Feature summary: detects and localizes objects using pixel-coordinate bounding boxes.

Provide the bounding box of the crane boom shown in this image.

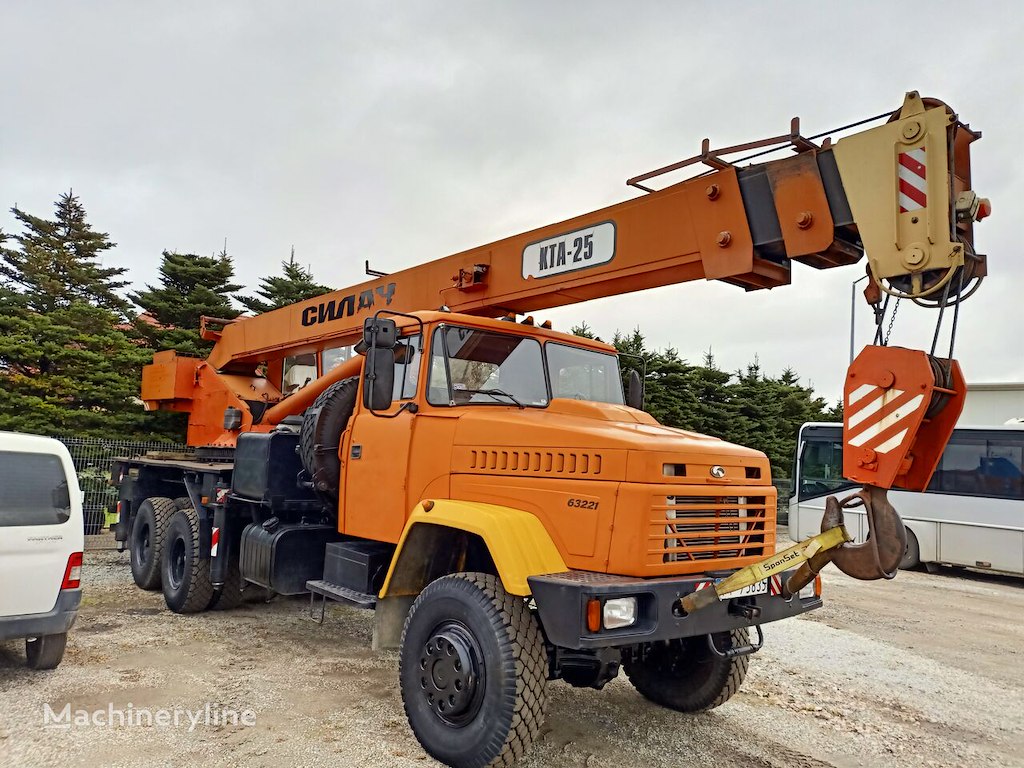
[198,91,981,371]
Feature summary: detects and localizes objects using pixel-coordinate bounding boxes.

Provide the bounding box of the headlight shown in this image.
[603,597,637,629]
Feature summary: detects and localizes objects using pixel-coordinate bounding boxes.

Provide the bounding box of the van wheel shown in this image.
[162,508,214,613]
[399,573,547,768]
[26,632,67,670]
[130,497,176,590]
[900,529,921,570]
[624,629,750,712]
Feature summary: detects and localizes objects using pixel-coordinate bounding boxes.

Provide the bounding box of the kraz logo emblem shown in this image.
[710,465,726,478]
[300,283,397,327]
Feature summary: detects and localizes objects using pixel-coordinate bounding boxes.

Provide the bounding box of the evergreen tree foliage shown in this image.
[0,301,156,437]
[236,250,331,314]
[0,192,130,316]
[0,194,182,439]
[130,250,242,358]
[610,331,838,478]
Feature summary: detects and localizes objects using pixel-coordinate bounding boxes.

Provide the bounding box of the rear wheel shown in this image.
[162,508,214,613]
[624,628,750,712]
[129,497,176,590]
[26,632,67,670]
[399,573,547,768]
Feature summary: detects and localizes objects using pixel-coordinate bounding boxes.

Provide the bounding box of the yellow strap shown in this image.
[711,525,852,599]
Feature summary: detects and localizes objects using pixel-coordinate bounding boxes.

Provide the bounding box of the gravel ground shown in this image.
[1,535,1022,768]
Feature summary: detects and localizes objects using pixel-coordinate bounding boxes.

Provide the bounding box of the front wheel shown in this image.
[399,573,547,768]
[624,628,750,712]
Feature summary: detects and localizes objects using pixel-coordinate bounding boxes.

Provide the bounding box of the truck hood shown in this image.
[449,399,769,484]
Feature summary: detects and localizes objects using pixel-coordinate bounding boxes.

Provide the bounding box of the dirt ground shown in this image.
[1,534,1022,768]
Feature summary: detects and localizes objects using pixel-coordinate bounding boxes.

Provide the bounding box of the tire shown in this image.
[300,377,358,508]
[162,508,215,614]
[900,528,921,570]
[129,497,176,590]
[26,632,67,670]
[624,628,750,712]
[174,496,193,511]
[399,573,547,768]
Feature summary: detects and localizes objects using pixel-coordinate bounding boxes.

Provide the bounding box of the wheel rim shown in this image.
[139,523,151,563]
[168,536,186,590]
[417,622,484,727]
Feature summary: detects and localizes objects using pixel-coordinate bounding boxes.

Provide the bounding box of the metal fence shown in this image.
[57,437,190,535]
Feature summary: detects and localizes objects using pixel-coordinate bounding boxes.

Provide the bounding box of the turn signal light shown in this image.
[586,598,601,632]
[62,552,83,590]
[976,197,992,221]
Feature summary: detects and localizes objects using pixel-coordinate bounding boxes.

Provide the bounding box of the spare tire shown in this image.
[300,377,359,509]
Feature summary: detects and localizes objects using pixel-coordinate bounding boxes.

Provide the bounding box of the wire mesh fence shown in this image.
[56,437,191,535]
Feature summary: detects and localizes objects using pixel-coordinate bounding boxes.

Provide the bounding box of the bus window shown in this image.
[931,435,1024,500]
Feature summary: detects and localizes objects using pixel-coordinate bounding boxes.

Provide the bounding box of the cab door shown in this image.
[339,334,422,543]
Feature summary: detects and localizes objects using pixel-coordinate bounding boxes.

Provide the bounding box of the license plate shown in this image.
[719,578,768,600]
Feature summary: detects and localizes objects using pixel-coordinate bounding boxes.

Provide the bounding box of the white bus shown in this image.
[788,422,1024,577]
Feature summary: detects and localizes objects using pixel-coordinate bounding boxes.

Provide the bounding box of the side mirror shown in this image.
[627,369,644,410]
[362,317,397,349]
[364,347,395,410]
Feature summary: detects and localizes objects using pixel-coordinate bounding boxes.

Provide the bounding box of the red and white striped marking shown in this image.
[769,574,783,596]
[898,147,927,212]
[211,526,220,557]
[846,383,925,456]
[693,581,714,592]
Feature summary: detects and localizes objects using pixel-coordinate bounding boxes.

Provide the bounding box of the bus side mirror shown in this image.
[364,346,395,410]
[627,369,644,410]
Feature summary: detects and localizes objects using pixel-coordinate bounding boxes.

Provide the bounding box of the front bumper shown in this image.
[0,589,82,641]
[528,570,819,650]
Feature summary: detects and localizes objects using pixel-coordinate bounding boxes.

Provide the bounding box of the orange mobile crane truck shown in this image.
[110,92,989,767]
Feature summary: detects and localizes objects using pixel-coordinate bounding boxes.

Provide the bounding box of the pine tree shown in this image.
[0,192,130,316]
[236,250,331,314]
[0,195,180,439]
[130,250,242,357]
[0,302,157,437]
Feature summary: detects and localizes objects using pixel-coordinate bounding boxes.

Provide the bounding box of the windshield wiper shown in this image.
[460,388,526,409]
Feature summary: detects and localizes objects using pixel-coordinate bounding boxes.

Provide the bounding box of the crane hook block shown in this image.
[843,345,965,491]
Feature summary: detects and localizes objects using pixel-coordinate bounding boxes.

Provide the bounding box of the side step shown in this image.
[307,579,377,624]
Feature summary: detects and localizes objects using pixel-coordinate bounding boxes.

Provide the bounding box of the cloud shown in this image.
[2,0,1021,404]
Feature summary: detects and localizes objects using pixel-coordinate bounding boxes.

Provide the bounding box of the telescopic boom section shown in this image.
[201,92,982,372]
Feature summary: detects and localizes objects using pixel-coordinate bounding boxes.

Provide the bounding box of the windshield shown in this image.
[427,326,549,407]
[546,343,624,405]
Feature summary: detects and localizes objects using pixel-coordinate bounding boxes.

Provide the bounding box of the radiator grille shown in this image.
[468,449,602,476]
[657,495,768,564]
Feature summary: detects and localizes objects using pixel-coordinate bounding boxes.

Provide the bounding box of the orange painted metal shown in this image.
[763,152,847,267]
[842,346,965,491]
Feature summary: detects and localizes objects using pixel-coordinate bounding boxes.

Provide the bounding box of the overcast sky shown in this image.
[3,1,1022,403]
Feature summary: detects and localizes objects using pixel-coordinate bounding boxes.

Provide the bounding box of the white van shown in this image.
[0,432,84,669]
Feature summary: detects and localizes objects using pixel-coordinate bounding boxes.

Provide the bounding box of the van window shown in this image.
[0,452,72,526]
